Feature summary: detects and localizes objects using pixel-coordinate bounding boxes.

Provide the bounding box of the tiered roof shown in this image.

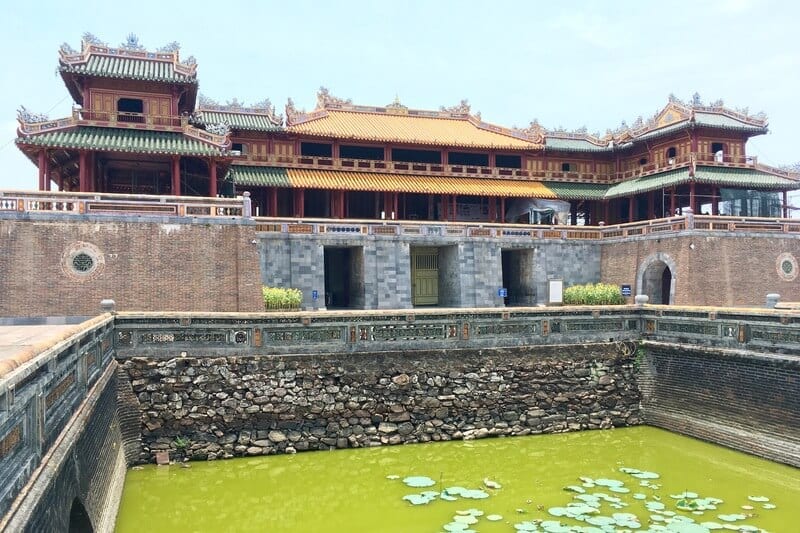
[192,97,283,132]
[285,90,544,150]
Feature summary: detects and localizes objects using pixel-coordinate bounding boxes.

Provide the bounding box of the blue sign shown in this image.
[621,284,632,297]
[312,290,319,300]
[498,288,508,298]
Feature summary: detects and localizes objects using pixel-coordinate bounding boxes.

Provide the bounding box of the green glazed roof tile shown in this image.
[228,166,290,187]
[693,112,767,131]
[195,111,282,132]
[693,166,800,189]
[16,127,221,156]
[544,182,608,200]
[60,55,196,84]
[544,137,611,152]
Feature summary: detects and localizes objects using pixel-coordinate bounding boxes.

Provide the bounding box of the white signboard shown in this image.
[548,279,563,305]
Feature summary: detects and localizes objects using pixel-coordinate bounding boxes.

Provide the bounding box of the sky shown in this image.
[1,0,799,199]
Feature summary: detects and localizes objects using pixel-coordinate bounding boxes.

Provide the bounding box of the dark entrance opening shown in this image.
[324,247,364,309]
[68,498,93,533]
[642,260,673,304]
[501,249,536,306]
[661,266,672,305]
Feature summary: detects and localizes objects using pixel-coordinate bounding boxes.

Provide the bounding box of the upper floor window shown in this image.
[639,157,648,166]
[231,143,247,155]
[392,148,441,164]
[711,142,725,162]
[300,142,333,158]
[448,152,489,167]
[340,145,384,161]
[561,162,576,172]
[117,98,143,122]
[666,147,677,164]
[496,154,522,169]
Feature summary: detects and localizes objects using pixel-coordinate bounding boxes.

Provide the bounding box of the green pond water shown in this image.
[115,427,799,532]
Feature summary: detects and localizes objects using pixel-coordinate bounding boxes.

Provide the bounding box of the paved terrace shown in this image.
[0,324,84,377]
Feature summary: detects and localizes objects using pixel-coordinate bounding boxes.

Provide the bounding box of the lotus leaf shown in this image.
[763,503,776,509]
[699,522,725,530]
[446,486,468,496]
[421,491,439,498]
[651,515,666,522]
[461,489,489,499]
[646,501,666,511]
[403,494,432,505]
[586,516,615,526]
[443,522,469,532]
[619,467,641,474]
[514,521,539,531]
[548,507,569,517]
[608,486,630,493]
[631,471,660,479]
[665,522,707,532]
[594,478,625,487]
[440,493,458,501]
[403,476,436,488]
[565,485,586,493]
[541,521,572,533]
[633,493,646,500]
[747,495,769,502]
[453,515,478,525]
[717,514,746,522]
[670,491,699,499]
[386,474,400,480]
[486,514,503,521]
[737,526,759,531]
[740,505,754,510]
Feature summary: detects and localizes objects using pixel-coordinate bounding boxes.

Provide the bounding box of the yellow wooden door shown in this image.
[412,247,439,306]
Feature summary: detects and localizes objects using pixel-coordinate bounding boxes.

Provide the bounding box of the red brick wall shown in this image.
[601,235,800,307]
[0,219,263,316]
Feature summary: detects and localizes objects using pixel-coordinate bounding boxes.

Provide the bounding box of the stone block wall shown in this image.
[638,342,800,467]
[118,345,640,463]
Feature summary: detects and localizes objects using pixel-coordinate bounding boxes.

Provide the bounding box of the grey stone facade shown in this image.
[259,231,601,309]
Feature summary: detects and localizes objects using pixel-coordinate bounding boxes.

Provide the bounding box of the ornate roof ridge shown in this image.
[59,33,197,76]
[196,96,283,126]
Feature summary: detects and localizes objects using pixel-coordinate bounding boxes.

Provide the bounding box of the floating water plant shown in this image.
[403,493,434,505]
[486,514,503,521]
[747,495,769,502]
[513,521,538,531]
[403,475,436,487]
[386,474,400,480]
[717,513,747,522]
[763,503,777,509]
[483,477,502,489]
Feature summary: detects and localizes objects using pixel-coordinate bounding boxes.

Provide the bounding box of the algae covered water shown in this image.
[115,427,799,532]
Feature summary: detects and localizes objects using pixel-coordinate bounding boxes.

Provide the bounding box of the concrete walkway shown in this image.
[0,325,75,370]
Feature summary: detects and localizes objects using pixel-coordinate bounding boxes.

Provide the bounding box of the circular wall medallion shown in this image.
[776,252,798,282]
[62,242,105,281]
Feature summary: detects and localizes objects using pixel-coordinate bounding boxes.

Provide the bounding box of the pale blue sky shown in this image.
[1,0,798,193]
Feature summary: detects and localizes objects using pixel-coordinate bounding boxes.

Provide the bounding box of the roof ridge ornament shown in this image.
[316,87,352,109]
[120,33,145,51]
[17,106,49,124]
[81,32,107,47]
[440,99,471,114]
[158,41,181,53]
[196,95,284,126]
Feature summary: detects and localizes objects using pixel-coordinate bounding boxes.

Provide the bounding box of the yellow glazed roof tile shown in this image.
[287,169,556,198]
[288,110,538,150]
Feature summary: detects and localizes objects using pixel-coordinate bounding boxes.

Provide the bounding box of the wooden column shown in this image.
[171,156,181,196]
[711,187,719,215]
[270,188,278,216]
[452,195,457,221]
[647,191,655,220]
[570,202,577,225]
[628,196,635,222]
[441,195,448,221]
[37,149,48,191]
[209,160,218,197]
[294,188,305,217]
[393,192,399,220]
[78,151,89,192]
[689,181,697,212]
[500,197,506,223]
[783,190,789,218]
[488,197,496,222]
[670,187,677,215]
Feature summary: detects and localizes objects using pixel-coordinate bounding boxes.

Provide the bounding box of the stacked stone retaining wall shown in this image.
[118,344,641,463]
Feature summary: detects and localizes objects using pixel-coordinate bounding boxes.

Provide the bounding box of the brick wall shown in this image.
[638,343,800,467]
[601,233,800,306]
[0,216,263,316]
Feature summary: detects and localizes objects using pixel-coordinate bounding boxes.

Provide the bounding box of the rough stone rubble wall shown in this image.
[117,345,640,463]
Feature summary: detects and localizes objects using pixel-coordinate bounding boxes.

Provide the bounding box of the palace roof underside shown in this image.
[16,127,223,156]
[229,165,800,199]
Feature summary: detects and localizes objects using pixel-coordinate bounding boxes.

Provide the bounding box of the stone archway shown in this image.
[636,252,677,305]
[68,498,93,533]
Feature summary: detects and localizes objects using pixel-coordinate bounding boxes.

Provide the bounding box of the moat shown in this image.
[116,427,800,532]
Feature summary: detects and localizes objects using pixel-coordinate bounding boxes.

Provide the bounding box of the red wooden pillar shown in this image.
[294,188,305,217]
[171,156,181,196]
[451,195,457,221]
[209,160,218,197]
[689,181,697,212]
[270,188,278,216]
[488,197,496,222]
[628,196,635,222]
[393,192,399,220]
[441,194,447,221]
[711,187,719,215]
[500,197,506,223]
[78,151,89,192]
[647,191,655,220]
[670,187,677,215]
[37,149,48,191]
[783,191,789,218]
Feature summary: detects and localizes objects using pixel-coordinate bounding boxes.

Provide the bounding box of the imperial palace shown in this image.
[9,34,800,311]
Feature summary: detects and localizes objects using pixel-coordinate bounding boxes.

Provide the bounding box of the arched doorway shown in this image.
[68,498,93,533]
[636,253,677,305]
